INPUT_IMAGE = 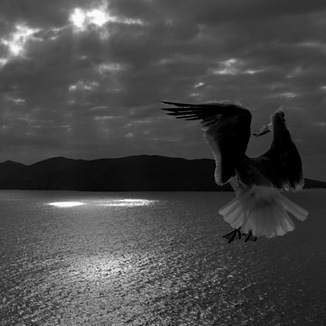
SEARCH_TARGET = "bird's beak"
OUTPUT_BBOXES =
[253,124,271,137]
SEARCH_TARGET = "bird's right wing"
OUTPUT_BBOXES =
[162,101,252,185]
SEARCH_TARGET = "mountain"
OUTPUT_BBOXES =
[0,155,325,191]
[303,178,326,189]
[0,160,29,188]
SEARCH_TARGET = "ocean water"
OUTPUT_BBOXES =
[0,190,326,326]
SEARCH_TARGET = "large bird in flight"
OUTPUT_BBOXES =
[162,101,308,242]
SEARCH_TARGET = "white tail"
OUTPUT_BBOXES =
[219,185,308,238]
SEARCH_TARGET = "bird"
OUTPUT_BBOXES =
[162,100,309,242]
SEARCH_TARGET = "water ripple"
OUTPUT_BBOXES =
[0,190,326,325]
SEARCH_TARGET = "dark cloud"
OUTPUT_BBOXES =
[0,0,96,28]
[0,0,325,180]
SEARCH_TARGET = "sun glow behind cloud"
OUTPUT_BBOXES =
[0,24,40,65]
[70,7,109,30]
[69,5,144,32]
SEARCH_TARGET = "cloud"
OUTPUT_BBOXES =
[0,0,325,180]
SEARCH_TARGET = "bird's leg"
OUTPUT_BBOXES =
[223,227,242,243]
[243,230,257,242]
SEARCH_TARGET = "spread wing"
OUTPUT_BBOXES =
[252,110,304,191]
[162,101,252,185]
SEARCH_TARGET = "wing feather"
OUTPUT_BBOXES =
[162,101,252,185]
[252,110,304,191]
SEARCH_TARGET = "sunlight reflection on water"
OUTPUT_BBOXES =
[47,198,157,208]
[1,190,326,325]
[68,254,136,281]
[98,198,157,207]
[48,201,85,207]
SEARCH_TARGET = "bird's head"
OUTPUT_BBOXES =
[253,107,285,137]
[253,121,272,137]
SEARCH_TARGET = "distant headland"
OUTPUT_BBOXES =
[0,155,325,191]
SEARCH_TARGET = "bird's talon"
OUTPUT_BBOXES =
[244,230,257,242]
[223,228,242,243]
[223,228,258,243]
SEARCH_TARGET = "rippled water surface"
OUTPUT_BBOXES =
[0,190,326,325]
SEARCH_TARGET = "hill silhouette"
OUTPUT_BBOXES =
[0,155,325,191]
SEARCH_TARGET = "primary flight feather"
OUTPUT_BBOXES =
[162,101,308,241]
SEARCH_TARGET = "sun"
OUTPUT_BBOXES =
[70,8,85,29]
[70,7,110,31]
[69,5,144,32]
[88,9,109,26]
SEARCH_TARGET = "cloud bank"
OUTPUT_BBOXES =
[0,0,325,180]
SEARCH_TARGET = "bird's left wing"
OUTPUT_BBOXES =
[253,110,304,191]
[162,101,252,185]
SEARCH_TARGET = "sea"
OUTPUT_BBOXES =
[0,189,325,326]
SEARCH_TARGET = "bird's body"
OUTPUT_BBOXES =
[162,101,308,240]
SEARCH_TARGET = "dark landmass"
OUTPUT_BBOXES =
[0,155,325,191]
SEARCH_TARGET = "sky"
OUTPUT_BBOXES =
[0,0,326,181]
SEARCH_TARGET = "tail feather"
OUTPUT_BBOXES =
[219,185,308,238]
[219,199,245,229]
[281,195,308,221]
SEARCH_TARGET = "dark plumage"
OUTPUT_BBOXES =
[162,101,308,241]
